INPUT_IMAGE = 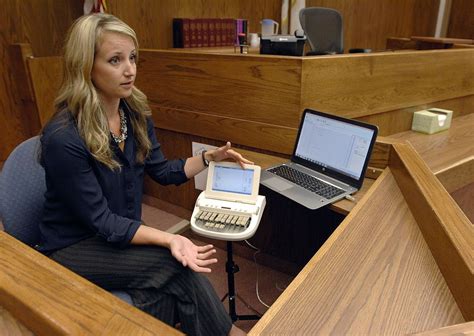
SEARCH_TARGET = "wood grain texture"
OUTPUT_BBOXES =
[0,232,183,336]
[358,95,474,136]
[107,0,281,49]
[447,0,474,39]
[412,321,474,336]
[436,156,474,193]
[98,0,440,53]
[136,48,474,156]
[0,306,33,336]
[138,50,303,126]
[136,49,303,153]
[389,114,474,174]
[386,37,417,50]
[7,44,41,137]
[27,56,63,126]
[250,168,465,335]
[300,49,474,118]
[0,0,82,161]
[450,182,474,224]
[296,0,438,52]
[454,43,474,49]
[390,142,474,320]
[411,36,473,45]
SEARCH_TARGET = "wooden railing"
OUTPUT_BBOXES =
[250,141,473,334]
[0,232,182,335]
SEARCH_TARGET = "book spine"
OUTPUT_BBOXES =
[242,19,248,45]
[235,19,241,45]
[220,19,227,46]
[190,19,197,48]
[225,18,234,46]
[183,18,191,48]
[172,18,183,48]
[215,19,222,47]
[209,19,216,47]
[201,19,209,47]
[196,19,203,48]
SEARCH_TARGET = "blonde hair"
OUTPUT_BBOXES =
[54,13,151,169]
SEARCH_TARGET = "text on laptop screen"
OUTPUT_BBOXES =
[295,113,375,179]
[212,166,254,195]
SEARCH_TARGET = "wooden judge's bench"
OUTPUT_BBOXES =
[3,43,474,334]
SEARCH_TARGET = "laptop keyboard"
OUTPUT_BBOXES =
[268,165,346,199]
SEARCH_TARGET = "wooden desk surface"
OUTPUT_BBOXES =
[171,46,261,55]
[411,36,474,45]
[250,168,465,335]
[238,148,376,215]
[388,113,474,174]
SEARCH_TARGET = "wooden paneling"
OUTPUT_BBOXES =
[139,50,302,126]
[27,56,63,126]
[388,114,474,174]
[136,48,474,155]
[390,143,473,320]
[250,139,473,334]
[141,48,473,151]
[358,95,474,136]
[107,0,281,49]
[0,1,31,162]
[451,182,474,223]
[301,49,474,118]
[447,0,474,39]
[6,44,41,138]
[0,306,33,336]
[436,156,474,193]
[251,168,465,335]
[0,0,82,161]
[305,0,439,51]
[107,0,441,52]
[137,49,303,153]
[413,321,474,336]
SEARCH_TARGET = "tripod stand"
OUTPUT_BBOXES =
[221,241,260,322]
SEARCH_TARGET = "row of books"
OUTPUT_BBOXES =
[173,18,248,48]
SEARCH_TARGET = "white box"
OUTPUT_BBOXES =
[411,108,453,134]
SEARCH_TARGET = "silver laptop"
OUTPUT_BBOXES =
[260,109,378,210]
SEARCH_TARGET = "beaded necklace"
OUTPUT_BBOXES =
[111,108,128,144]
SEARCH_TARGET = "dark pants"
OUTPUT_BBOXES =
[49,236,232,336]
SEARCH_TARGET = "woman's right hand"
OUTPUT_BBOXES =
[169,234,218,273]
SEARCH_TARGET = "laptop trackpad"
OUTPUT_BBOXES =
[264,177,293,191]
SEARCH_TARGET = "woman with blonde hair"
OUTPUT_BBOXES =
[39,13,247,336]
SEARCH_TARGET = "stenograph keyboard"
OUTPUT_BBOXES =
[190,161,266,241]
[191,193,265,241]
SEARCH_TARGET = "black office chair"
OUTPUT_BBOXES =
[0,136,133,304]
[299,7,344,56]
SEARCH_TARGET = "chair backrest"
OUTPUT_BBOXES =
[0,136,45,246]
[0,137,133,304]
[299,7,344,55]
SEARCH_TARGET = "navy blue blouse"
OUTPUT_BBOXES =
[38,102,188,252]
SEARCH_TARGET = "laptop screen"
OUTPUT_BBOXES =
[292,109,378,188]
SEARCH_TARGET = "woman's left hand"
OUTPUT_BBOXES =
[206,142,253,168]
[169,234,218,273]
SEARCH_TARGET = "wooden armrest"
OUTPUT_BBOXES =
[0,232,183,335]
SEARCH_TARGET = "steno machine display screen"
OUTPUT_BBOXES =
[212,166,254,195]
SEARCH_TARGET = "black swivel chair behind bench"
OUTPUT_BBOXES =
[299,7,344,56]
